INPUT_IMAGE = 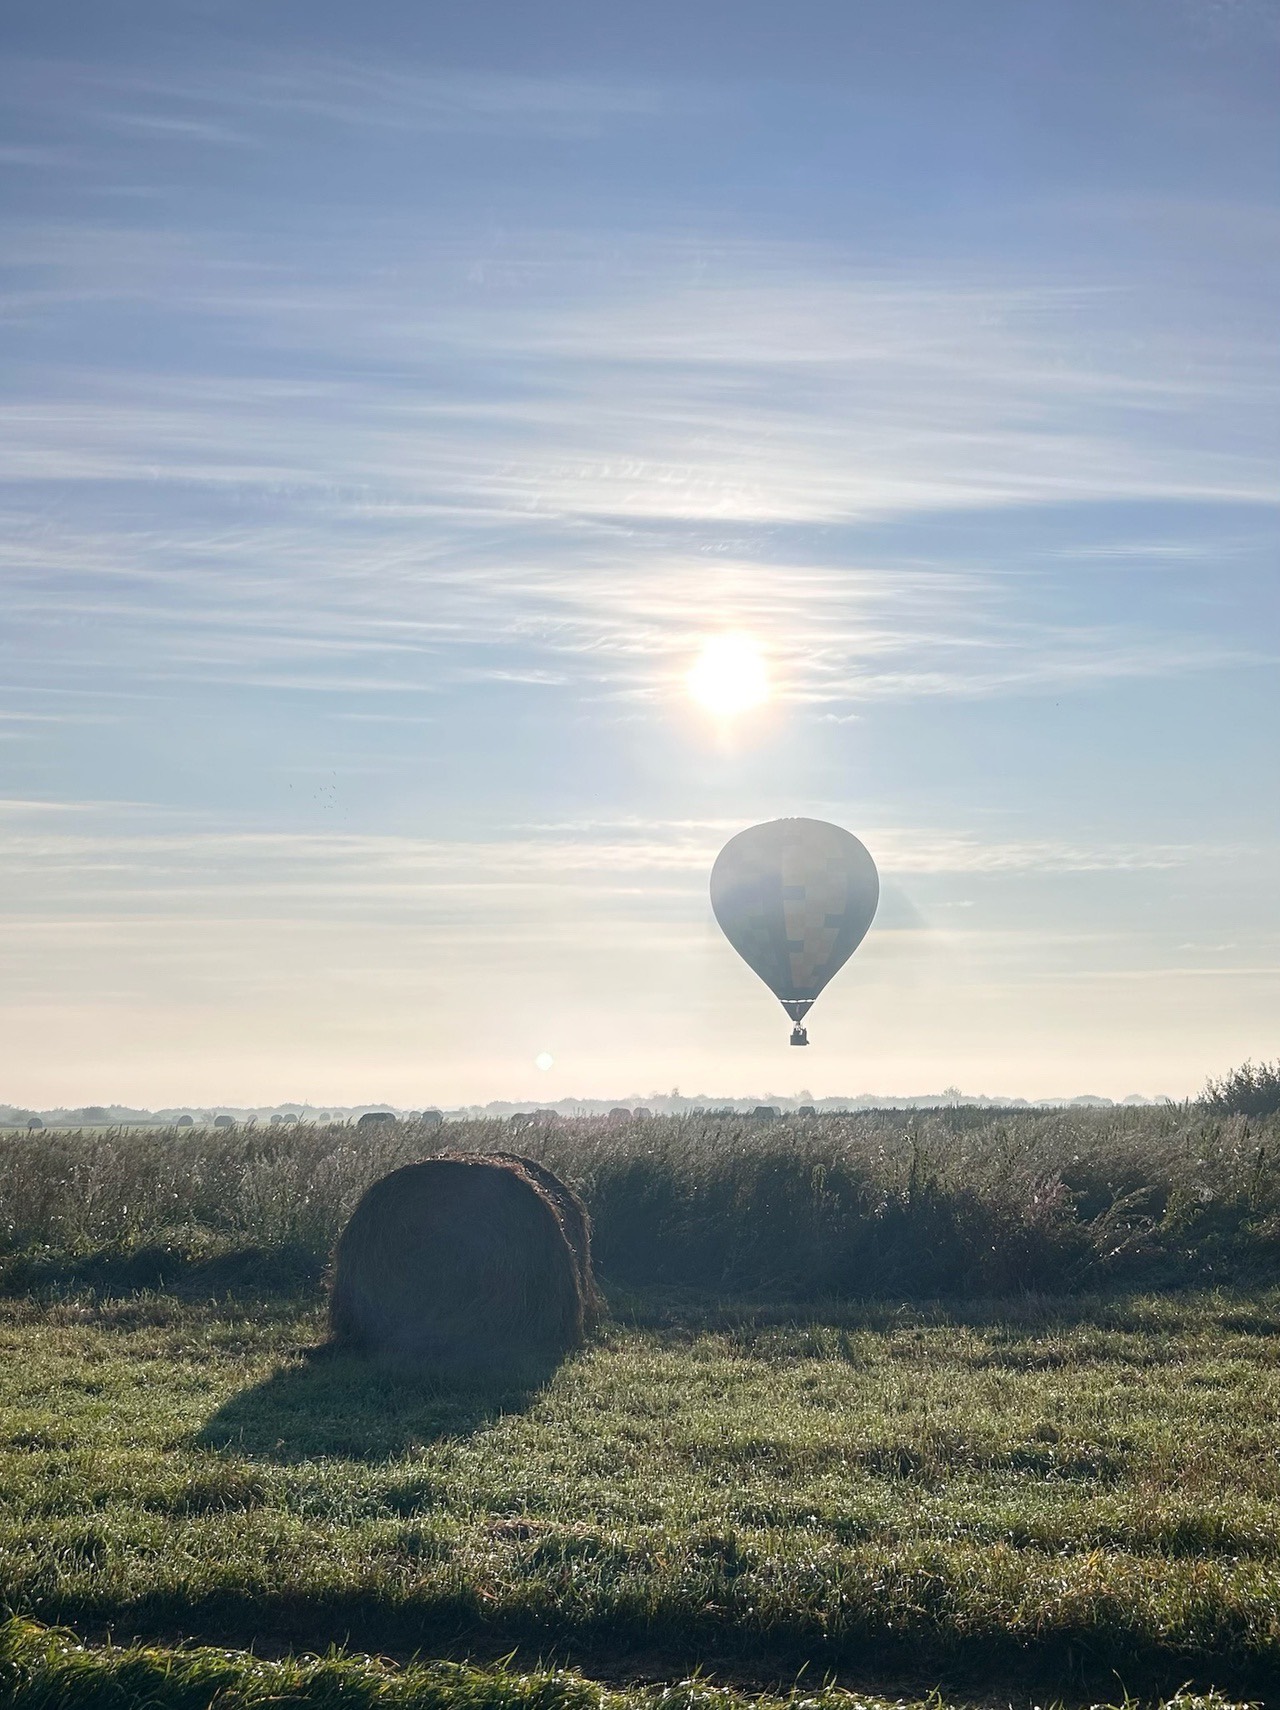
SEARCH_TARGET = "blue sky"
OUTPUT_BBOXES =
[2,0,1277,1106]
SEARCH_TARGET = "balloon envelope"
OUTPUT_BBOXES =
[710,818,879,1020]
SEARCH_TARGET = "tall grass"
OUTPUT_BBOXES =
[3,1108,1278,1297]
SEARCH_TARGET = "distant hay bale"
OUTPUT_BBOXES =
[213,1114,234,1129]
[490,1152,601,1328]
[329,1155,587,1366]
[357,1111,396,1130]
[421,1109,444,1127]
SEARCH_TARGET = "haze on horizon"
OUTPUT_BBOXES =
[1,0,1277,1110]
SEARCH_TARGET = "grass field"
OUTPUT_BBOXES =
[2,1112,1279,1708]
[2,1285,1279,1707]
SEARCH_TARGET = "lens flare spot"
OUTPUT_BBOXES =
[534,1051,555,1072]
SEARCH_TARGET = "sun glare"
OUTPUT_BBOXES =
[687,634,770,717]
[535,1052,555,1072]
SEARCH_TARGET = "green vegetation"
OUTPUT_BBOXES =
[3,1106,1280,1298]
[0,1619,1254,1710]
[2,1112,1279,1704]
[2,1288,1280,1703]
[1203,1060,1280,1119]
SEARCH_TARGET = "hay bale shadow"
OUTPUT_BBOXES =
[197,1343,559,1463]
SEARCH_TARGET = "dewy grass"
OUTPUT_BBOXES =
[3,1107,1280,1298]
[0,1619,1260,1710]
[2,1291,1280,1701]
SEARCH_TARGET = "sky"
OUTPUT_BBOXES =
[1,0,1277,1108]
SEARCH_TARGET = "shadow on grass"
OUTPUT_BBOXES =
[0,1241,325,1300]
[198,1342,559,1462]
[606,1284,1280,1339]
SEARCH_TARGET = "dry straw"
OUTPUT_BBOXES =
[329,1153,593,1365]
[490,1150,602,1329]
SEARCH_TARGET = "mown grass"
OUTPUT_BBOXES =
[3,1112,1279,1704]
[3,1107,1280,1298]
[0,1618,1258,1710]
[2,1288,1280,1703]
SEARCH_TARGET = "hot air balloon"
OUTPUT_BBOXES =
[710,818,879,1046]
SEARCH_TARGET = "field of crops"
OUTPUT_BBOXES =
[2,1111,1279,1709]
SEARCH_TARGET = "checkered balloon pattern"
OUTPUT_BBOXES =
[710,818,879,1006]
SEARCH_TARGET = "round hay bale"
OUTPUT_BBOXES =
[358,1110,396,1130]
[489,1152,601,1329]
[329,1155,585,1366]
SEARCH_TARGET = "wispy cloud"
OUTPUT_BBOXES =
[2,14,1277,1102]
[4,54,678,150]
[2,223,1275,709]
[0,799,1254,894]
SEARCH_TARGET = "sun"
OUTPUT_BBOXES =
[687,634,770,716]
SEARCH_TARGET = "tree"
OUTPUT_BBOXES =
[1201,1059,1280,1117]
